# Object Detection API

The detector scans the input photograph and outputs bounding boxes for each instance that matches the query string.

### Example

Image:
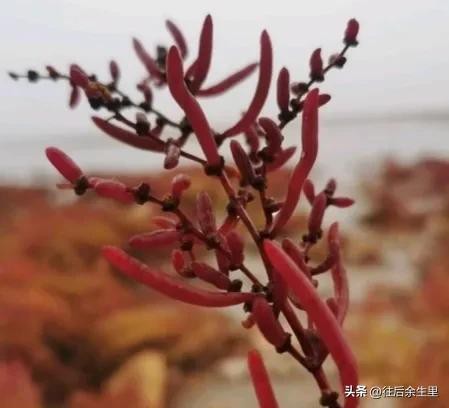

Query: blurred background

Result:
[1,0,449,407]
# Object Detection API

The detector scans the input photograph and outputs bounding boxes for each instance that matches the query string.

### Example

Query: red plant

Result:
[11,15,360,407]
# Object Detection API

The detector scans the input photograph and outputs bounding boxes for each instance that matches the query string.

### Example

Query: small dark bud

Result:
[275,333,292,354]
[105,98,121,111]
[277,109,296,123]
[251,175,266,191]
[259,229,273,240]
[27,70,39,82]
[88,97,103,110]
[135,112,150,135]
[121,96,132,107]
[264,198,282,213]
[134,182,151,204]
[106,82,116,92]
[8,72,19,80]
[46,66,60,79]
[226,201,238,216]
[74,176,89,196]
[329,54,347,68]
[320,391,339,407]
[229,279,243,292]
[290,81,309,95]
[139,102,151,112]
[204,234,220,249]
[156,116,168,127]
[156,45,167,67]
[251,283,264,293]
[204,156,225,176]
[243,301,252,313]
[161,196,179,211]
[180,239,194,251]
[290,98,302,112]
[179,117,191,131]
[257,146,274,163]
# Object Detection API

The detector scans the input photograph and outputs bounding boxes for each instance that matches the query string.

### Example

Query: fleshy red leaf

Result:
[69,64,89,89]
[152,216,178,229]
[328,223,349,324]
[129,229,180,249]
[196,191,216,235]
[137,81,153,105]
[103,246,254,307]
[92,117,165,152]
[197,63,258,96]
[303,179,315,204]
[45,147,83,183]
[133,38,164,82]
[244,124,260,157]
[189,15,213,93]
[263,241,359,408]
[166,46,221,167]
[265,146,296,172]
[192,261,231,290]
[252,297,290,350]
[308,192,327,239]
[226,231,244,266]
[319,94,331,107]
[222,31,273,137]
[330,197,355,208]
[281,238,311,279]
[309,48,324,81]
[109,60,120,82]
[166,19,188,58]
[344,19,360,46]
[69,85,80,109]
[218,215,239,236]
[94,180,134,204]
[171,249,186,273]
[230,140,256,186]
[171,174,191,200]
[271,89,320,233]
[247,350,279,408]
[258,117,283,156]
[215,232,231,275]
[276,67,290,112]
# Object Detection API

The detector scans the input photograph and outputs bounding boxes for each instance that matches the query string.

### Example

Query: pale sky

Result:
[1,0,448,141]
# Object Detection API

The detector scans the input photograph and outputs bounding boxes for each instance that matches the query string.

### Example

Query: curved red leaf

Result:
[133,38,164,82]
[166,46,221,167]
[263,240,359,408]
[271,89,319,233]
[45,147,83,183]
[166,19,188,58]
[92,117,165,152]
[276,67,290,112]
[189,14,213,93]
[197,63,258,96]
[103,246,254,307]
[222,30,273,137]
[247,350,279,408]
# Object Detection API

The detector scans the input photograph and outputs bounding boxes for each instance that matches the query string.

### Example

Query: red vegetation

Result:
[11,14,360,408]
